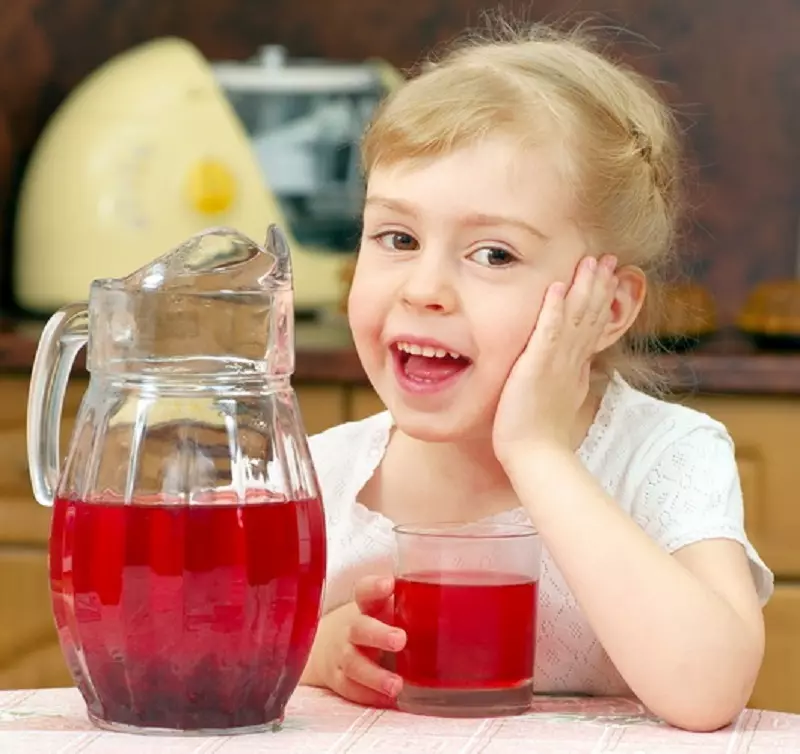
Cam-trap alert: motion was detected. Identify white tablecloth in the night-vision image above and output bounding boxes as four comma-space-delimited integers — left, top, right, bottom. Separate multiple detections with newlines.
0, 686, 798, 752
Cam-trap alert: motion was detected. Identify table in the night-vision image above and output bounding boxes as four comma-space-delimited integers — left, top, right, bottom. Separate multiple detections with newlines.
0, 687, 798, 753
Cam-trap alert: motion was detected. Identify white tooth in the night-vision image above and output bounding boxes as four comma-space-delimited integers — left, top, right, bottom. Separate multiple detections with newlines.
396, 342, 460, 358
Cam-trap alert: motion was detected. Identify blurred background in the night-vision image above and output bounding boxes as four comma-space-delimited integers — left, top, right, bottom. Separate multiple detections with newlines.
1, 0, 799, 319
0, 0, 799, 716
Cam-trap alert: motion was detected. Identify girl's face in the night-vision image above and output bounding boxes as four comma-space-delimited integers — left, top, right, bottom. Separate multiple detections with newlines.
348, 136, 589, 442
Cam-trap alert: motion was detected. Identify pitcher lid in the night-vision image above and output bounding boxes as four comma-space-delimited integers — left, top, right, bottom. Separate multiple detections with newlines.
86, 225, 295, 379
101, 225, 292, 294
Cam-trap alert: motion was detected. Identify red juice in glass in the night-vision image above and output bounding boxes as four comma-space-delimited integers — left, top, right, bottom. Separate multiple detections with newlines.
393, 523, 540, 717
395, 570, 538, 689
49, 493, 326, 733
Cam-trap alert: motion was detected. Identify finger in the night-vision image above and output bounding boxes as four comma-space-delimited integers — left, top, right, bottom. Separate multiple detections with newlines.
338, 644, 404, 697
529, 282, 567, 352
584, 255, 618, 329
564, 256, 598, 327
349, 614, 407, 652
354, 576, 394, 617
332, 672, 398, 708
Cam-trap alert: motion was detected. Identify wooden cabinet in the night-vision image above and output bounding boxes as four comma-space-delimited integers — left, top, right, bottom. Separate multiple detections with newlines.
0, 377, 86, 688
297, 385, 348, 435
751, 585, 800, 713
1, 375, 799, 714
0, 549, 71, 689
0, 377, 85, 548
350, 386, 386, 421
682, 395, 800, 577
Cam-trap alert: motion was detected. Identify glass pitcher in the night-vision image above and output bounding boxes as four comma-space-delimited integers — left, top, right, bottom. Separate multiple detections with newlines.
27, 225, 326, 736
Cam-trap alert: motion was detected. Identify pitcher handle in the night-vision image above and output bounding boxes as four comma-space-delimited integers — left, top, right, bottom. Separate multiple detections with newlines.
27, 304, 89, 507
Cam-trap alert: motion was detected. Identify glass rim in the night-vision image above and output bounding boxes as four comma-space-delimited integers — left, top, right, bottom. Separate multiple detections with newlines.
393, 521, 538, 540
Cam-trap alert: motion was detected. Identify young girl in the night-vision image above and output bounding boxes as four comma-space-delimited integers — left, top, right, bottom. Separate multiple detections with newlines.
299, 21, 773, 732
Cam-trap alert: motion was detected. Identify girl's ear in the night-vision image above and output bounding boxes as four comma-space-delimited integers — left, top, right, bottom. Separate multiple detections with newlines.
596, 265, 646, 352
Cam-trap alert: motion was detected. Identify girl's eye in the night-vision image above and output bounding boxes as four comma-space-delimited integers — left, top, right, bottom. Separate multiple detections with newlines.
376, 232, 419, 251
469, 247, 516, 267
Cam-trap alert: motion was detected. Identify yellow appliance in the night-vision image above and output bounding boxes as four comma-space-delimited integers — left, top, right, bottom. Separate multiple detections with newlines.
14, 37, 348, 313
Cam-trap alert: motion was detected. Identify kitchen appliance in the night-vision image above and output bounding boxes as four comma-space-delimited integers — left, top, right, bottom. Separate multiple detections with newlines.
212, 46, 400, 253
27, 224, 327, 735
14, 37, 365, 315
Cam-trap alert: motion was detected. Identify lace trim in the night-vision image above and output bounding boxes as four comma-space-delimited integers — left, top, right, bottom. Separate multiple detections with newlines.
576, 373, 623, 464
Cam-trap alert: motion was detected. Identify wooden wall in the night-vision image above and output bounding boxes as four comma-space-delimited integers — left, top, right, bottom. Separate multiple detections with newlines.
1, 0, 799, 320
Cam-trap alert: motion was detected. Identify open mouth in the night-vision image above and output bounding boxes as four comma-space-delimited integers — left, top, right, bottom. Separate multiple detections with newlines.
391, 341, 473, 389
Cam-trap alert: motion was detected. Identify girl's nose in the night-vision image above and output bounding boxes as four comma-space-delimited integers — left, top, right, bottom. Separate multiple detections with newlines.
400, 253, 458, 313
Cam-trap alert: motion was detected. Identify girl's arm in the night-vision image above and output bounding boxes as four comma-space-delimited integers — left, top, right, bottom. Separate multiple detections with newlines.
505, 441, 764, 732
491, 258, 766, 732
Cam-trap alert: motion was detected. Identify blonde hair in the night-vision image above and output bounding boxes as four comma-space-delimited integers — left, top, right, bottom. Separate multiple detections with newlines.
361, 20, 685, 392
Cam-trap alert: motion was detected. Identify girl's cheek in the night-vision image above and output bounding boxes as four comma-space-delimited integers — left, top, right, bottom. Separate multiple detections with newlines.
346, 273, 371, 320
347, 290, 381, 343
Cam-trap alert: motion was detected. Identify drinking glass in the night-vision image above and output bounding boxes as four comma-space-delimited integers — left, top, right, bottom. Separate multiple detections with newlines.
393, 522, 541, 717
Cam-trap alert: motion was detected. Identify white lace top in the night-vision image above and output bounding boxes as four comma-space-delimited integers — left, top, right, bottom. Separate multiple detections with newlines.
308, 375, 774, 695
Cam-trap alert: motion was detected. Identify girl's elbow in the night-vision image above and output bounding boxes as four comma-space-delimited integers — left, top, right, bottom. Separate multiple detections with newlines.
660, 701, 745, 733
652, 649, 763, 732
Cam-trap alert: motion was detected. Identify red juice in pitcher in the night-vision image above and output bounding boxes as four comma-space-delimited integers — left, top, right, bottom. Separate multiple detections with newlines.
394, 570, 537, 690
49, 493, 326, 732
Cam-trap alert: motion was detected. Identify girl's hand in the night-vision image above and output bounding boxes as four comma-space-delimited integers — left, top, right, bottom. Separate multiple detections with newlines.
492, 254, 618, 468
302, 575, 406, 707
